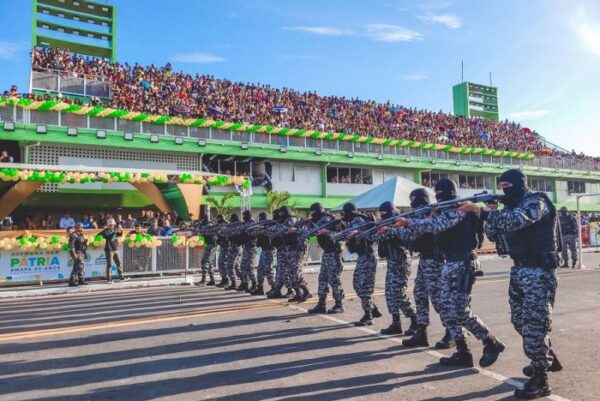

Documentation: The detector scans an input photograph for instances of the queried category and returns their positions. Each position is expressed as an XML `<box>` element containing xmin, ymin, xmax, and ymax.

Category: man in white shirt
<box><xmin>59</xmin><ymin>211</ymin><xmax>76</xmax><ymax>229</ymax></box>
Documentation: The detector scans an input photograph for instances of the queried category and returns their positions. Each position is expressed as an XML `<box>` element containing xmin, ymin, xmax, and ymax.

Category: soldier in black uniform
<box><xmin>68</xmin><ymin>223</ymin><xmax>88</xmax><ymax>287</ymax></box>
<box><xmin>224</xmin><ymin>213</ymin><xmax>243</xmax><ymax>290</ymax></box>
<box><xmin>253</xmin><ymin>211</ymin><xmax>276</xmax><ymax>295</ymax></box>
<box><xmin>484</xmin><ymin>169</ymin><xmax>562</xmax><ymax>399</ymax></box>
<box><xmin>238</xmin><ymin>210</ymin><xmax>258</xmax><ymax>293</ymax></box>
<box><xmin>215</xmin><ymin>215</ymin><xmax>230</xmax><ymax>288</ymax></box>
<box><xmin>266</xmin><ymin>207</ymin><xmax>294</xmax><ymax>299</ymax></box>
<box><xmin>558</xmin><ymin>207</ymin><xmax>579</xmax><ymax>268</ymax></box>
<box><xmin>198</xmin><ymin>212</ymin><xmax>216</xmax><ymax>286</ymax></box>
<box><xmin>307</xmin><ymin>202</ymin><xmax>345</xmax><ymax>314</ymax></box>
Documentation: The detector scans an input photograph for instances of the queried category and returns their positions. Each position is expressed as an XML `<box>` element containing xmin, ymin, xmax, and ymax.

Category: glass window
<box><xmin>294</xmin><ymin>165</ymin><xmax>308</xmax><ymax>182</ymax></box>
<box><xmin>118</xmin><ymin>119</ymin><xmax>140</xmax><ymax>133</ymax></box>
<box><xmin>288</xmin><ymin>136</ymin><xmax>305</xmax><ymax>147</ymax></box>
<box><xmin>271</xmin><ymin>135</ymin><xmax>288</xmax><ymax>146</ymax></box>
<box><xmin>362</xmin><ymin>169</ymin><xmax>373</xmax><ymax>184</ymax></box>
<box><xmin>0</xmin><ymin>105</ymin><xmax>14</xmax><ymax>122</ymax></box>
<box><xmin>339</xmin><ymin>141</ymin><xmax>353</xmax><ymax>152</ymax></box>
<box><xmin>90</xmin><ymin>116</ymin><xmax>115</xmax><ymax>131</ymax></box>
<box><xmin>236</xmin><ymin>161</ymin><xmax>250</xmax><ymax>176</ymax></box>
<box><xmin>190</xmin><ymin>127</ymin><xmax>210</xmax><ymax>139</ymax></box>
<box><xmin>253</xmin><ymin>132</ymin><xmax>270</xmax><ymax>144</ymax></box>
<box><xmin>212</xmin><ymin>129</ymin><xmax>231</xmax><ymax>141</ymax></box>
<box><xmin>61</xmin><ymin>113</ymin><xmax>87</xmax><ymax>128</ymax></box>
<box><xmin>204</xmin><ymin>157</ymin><xmax>218</xmax><ymax>173</ymax></box>
<box><xmin>219</xmin><ymin>160</ymin><xmax>234</xmax><ymax>175</ymax></box>
<box><xmin>351</xmin><ymin>168</ymin><xmax>362</xmax><ymax>184</ymax></box>
<box><xmin>166</xmin><ymin>124</ymin><xmax>188</xmax><ymax>137</ymax></box>
<box><xmin>327</xmin><ymin>166</ymin><xmax>338</xmax><ymax>183</ymax></box>
<box><xmin>421</xmin><ymin>172</ymin><xmax>431</xmax><ymax>188</ymax></box>
<box><xmin>383</xmin><ymin>145</ymin><xmax>394</xmax><ymax>155</ymax></box>
<box><xmin>279</xmin><ymin>162</ymin><xmax>294</xmax><ymax>181</ymax></box>
<box><xmin>322</xmin><ymin>139</ymin><xmax>338</xmax><ymax>150</ymax></box>
<box><xmin>338</xmin><ymin>167</ymin><xmax>350</xmax><ymax>183</ymax></box>
<box><xmin>232</xmin><ymin>131</ymin><xmax>249</xmax><ymax>142</ymax></box>
<box><xmin>306</xmin><ymin>138</ymin><xmax>322</xmax><ymax>149</ymax></box>
<box><xmin>459</xmin><ymin>174</ymin><xmax>467</xmax><ymax>189</ymax></box>
<box><xmin>142</xmin><ymin>122</ymin><xmax>164</xmax><ymax>135</ymax></box>
<box><xmin>307</xmin><ymin>166</ymin><xmax>320</xmax><ymax>183</ymax></box>
<box><xmin>354</xmin><ymin>142</ymin><xmax>367</xmax><ymax>154</ymax></box>
<box><xmin>30</xmin><ymin>110</ymin><xmax>59</xmax><ymax>126</ymax></box>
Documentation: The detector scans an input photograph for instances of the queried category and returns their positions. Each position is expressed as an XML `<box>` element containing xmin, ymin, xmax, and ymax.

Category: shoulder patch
<box><xmin>443</xmin><ymin>209</ymin><xmax>459</xmax><ymax>219</ymax></box>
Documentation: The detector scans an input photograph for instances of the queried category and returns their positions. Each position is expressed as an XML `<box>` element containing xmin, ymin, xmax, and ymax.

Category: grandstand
<box><xmin>1</xmin><ymin>0</ymin><xmax>599</xmax><ymax>221</ymax></box>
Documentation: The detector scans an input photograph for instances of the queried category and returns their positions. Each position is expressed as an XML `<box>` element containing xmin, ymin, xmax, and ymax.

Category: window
<box><xmin>528</xmin><ymin>178</ymin><xmax>553</xmax><ymax>192</ymax></box>
<box><xmin>567</xmin><ymin>180</ymin><xmax>585</xmax><ymax>194</ymax></box>
<box><xmin>327</xmin><ymin>166</ymin><xmax>338</xmax><ymax>183</ymax></box>
<box><xmin>421</xmin><ymin>172</ymin><xmax>450</xmax><ymax>188</ymax></box>
<box><xmin>327</xmin><ymin>166</ymin><xmax>374</xmax><ymax>185</ymax></box>
<box><xmin>219</xmin><ymin>160</ymin><xmax>234</xmax><ymax>175</ymax></box>
<box><xmin>459</xmin><ymin>174</ymin><xmax>490</xmax><ymax>189</ymax></box>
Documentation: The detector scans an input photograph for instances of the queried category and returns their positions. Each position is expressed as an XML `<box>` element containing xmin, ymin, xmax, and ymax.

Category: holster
<box><xmin>459</xmin><ymin>253</ymin><xmax>479</xmax><ymax>293</ymax></box>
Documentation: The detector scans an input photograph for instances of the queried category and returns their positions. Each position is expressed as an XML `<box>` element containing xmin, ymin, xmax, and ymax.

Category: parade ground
<box><xmin>1</xmin><ymin>253</ymin><xmax>599</xmax><ymax>401</ymax></box>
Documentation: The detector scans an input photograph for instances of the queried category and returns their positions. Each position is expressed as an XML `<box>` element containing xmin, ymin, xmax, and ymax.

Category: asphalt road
<box><xmin>1</xmin><ymin>254</ymin><xmax>599</xmax><ymax>401</ymax></box>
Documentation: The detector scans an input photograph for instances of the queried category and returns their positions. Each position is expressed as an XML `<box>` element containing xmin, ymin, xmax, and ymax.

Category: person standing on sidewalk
<box><xmin>68</xmin><ymin>223</ymin><xmax>88</xmax><ymax>287</ymax></box>
<box><xmin>100</xmin><ymin>219</ymin><xmax>125</xmax><ymax>283</ymax></box>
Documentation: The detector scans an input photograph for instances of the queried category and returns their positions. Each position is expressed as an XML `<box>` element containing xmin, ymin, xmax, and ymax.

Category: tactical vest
<box><xmin>411</xmin><ymin>233</ymin><xmax>444</xmax><ymax>261</ymax></box>
<box><xmin>241</xmin><ymin>220</ymin><xmax>257</xmax><ymax>247</ymax></box>
<box><xmin>316</xmin><ymin>214</ymin><xmax>341</xmax><ymax>252</ymax></box>
<box><xmin>346</xmin><ymin>214</ymin><xmax>374</xmax><ymax>255</ymax></box>
<box><xmin>505</xmin><ymin>192</ymin><xmax>558</xmax><ymax>262</ymax></box>
<box><xmin>256</xmin><ymin>231</ymin><xmax>273</xmax><ymax>250</ymax></box>
<box><xmin>559</xmin><ymin>214</ymin><xmax>577</xmax><ymax>236</ymax></box>
<box><xmin>439</xmin><ymin>211</ymin><xmax>479</xmax><ymax>260</ymax></box>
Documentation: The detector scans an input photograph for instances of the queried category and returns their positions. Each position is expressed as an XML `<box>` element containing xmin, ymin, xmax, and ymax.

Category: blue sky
<box><xmin>1</xmin><ymin>0</ymin><xmax>599</xmax><ymax>155</ymax></box>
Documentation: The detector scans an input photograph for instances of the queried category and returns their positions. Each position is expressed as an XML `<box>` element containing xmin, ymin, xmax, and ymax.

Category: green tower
<box><xmin>453</xmin><ymin>82</ymin><xmax>499</xmax><ymax>121</ymax></box>
<box><xmin>32</xmin><ymin>0</ymin><xmax>117</xmax><ymax>62</ymax></box>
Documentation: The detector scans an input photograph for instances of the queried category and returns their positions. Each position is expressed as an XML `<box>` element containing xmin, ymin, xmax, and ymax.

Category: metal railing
<box><xmin>1</xmin><ymin>102</ymin><xmax>599</xmax><ymax>174</ymax></box>
<box><xmin>31</xmin><ymin>70</ymin><xmax>111</xmax><ymax>99</ymax></box>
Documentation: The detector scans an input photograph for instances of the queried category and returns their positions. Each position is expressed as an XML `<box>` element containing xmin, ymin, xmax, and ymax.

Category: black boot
<box><xmin>225</xmin><ymin>279</ymin><xmax>237</xmax><ymax>290</ymax></box>
<box><xmin>216</xmin><ymin>277</ymin><xmax>229</xmax><ymax>288</ymax></box>
<box><xmin>372</xmin><ymin>305</ymin><xmax>382</xmax><ymax>318</ymax></box>
<box><xmin>402</xmin><ymin>324</ymin><xmax>429</xmax><ymax>347</ymax></box>
<box><xmin>308</xmin><ymin>296</ymin><xmax>327</xmax><ymax>314</ymax></box>
<box><xmin>439</xmin><ymin>339</ymin><xmax>474</xmax><ymax>367</ymax></box>
<box><xmin>68</xmin><ymin>281</ymin><xmax>78</xmax><ymax>287</ymax></box>
<box><xmin>572</xmin><ymin>259</ymin><xmax>578</xmax><ymax>268</ymax></box>
<box><xmin>404</xmin><ymin>316</ymin><xmax>419</xmax><ymax>337</ymax></box>
<box><xmin>79</xmin><ymin>281</ymin><xmax>88</xmax><ymax>285</ymax></box>
<box><xmin>523</xmin><ymin>349</ymin><xmax>563</xmax><ymax>377</ymax></box>
<box><xmin>354</xmin><ymin>310</ymin><xmax>374</xmax><ymax>326</ymax></box>
<box><xmin>435</xmin><ymin>328</ymin><xmax>455</xmax><ymax>349</ymax></box>
<box><xmin>560</xmin><ymin>262</ymin><xmax>569</xmax><ymax>268</ymax></box>
<box><xmin>288</xmin><ymin>289</ymin><xmax>302</xmax><ymax>303</ymax></box>
<box><xmin>284</xmin><ymin>287</ymin><xmax>294</xmax><ymax>298</ymax></box>
<box><xmin>479</xmin><ymin>336</ymin><xmax>505</xmax><ymax>367</ymax></box>
<box><xmin>251</xmin><ymin>285</ymin><xmax>264</xmax><ymax>296</ymax></box>
<box><xmin>327</xmin><ymin>300</ymin><xmax>344</xmax><ymax>314</ymax></box>
<box><xmin>514</xmin><ymin>368</ymin><xmax>551</xmax><ymax>399</ymax></box>
<box><xmin>267</xmin><ymin>286</ymin><xmax>284</xmax><ymax>299</ymax></box>
<box><xmin>381</xmin><ymin>314</ymin><xmax>403</xmax><ymax>335</ymax></box>
<box><xmin>236</xmin><ymin>282</ymin><xmax>248</xmax><ymax>292</ymax></box>
<box><xmin>206</xmin><ymin>274</ymin><xmax>216</xmax><ymax>286</ymax></box>
<box><xmin>246</xmin><ymin>280</ymin><xmax>257</xmax><ymax>294</ymax></box>
<box><xmin>298</xmin><ymin>285</ymin><xmax>313</xmax><ymax>303</ymax></box>
<box><xmin>198</xmin><ymin>274</ymin><xmax>206</xmax><ymax>286</ymax></box>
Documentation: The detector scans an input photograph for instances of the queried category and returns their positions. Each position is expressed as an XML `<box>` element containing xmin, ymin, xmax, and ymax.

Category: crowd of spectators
<box><xmin>0</xmin><ymin>150</ymin><xmax>14</xmax><ymax>163</ymax></box>
<box><xmin>0</xmin><ymin>209</ymin><xmax>189</xmax><ymax>235</ymax></box>
<box><xmin>18</xmin><ymin>47</ymin><xmax>598</xmax><ymax>164</ymax></box>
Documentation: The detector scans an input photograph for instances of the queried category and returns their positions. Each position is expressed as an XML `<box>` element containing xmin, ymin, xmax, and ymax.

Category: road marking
<box><xmin>281</xmin><ymin>298</ymin><xmax>572</xmax><ymax>401</ymax></box>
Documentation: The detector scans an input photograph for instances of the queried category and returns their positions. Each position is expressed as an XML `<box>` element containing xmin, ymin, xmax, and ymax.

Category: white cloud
<box><xmin>505</xmin><ymin>110</ymin><xmax>551</xmax><ymax>121</ymax></box>
<box><xmin>419</xmin><ymin>14</ymin><xmax>462</xmax><ymax>29</ymax></box>
<box><xmin>0</xmin><ymin>41</ymin><xmax>24</xmax><ymax>60</ymax></box>
<box><xmin>573</xmin><ymin>10</ymin><xmax>600</xmax><ymax>55</ymax></box>
<box><xmin>363</xmin><ymin>24</ymin><xmax>423</xmax><ymax>42</ymax></box>
<box><xmin>283</xmin><ymin>26</ymin><xmax>354</xmax><ymax>36</ymax></box>
<box><xmin>172</xmin><ymin>52</ymin><xmax>225</xmax><ymax>63</ymax></box>
<box><xmin>399</xmin><ymin>73</ymin><xmax>428</xmax><ymax>80</ymax></box>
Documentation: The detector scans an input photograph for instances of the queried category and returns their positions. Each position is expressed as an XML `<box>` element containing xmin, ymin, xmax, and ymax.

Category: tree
<box><xmin>205</xmin><ymin>193</ymin><xmax>237</xmax><ymax>217</ymax></box>
<box><xmin>264</xmin><ymin>190</ymin><xmax>299</xmax><ymax>216</ymax></box>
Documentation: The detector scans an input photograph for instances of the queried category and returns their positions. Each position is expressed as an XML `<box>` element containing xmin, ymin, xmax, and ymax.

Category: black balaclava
<box><xmin>410</xmin><ymin>188</ymin><xmax>430</xmax><ymax>209</ymax></box>
<box><xmin>230</xmin><ymin>212</ymin><xmax>240</xmax><ymax>223</ymax></box>
<box><xmin>342</xmin><ymin>203</ymin><xmax>357</xmax><ymax>222</ymax></box>
<box><xmin>258</xmin><ymin>211</ymin><xmax>268</xmax><ymax>221</ymax></box>
<box><xmin>242</xmin><ymin>210</ymin><xmax>253</xmax><ymax>222</ymax></box>
<box><xmin>217</xmin><ymin>214</ymin><xmax>227</xmax><ymax>224</ymax></box>
<box><xmin>559</xmin><ymin>207</ymin><xmax>568</xmax><ymax>216</ymax></box>
<box><xmin>201</xmin><ymin>212</ymin><xmax>209</xmax><ymax>224</ymax></box>
<box><xmin>434</xmin><ymin>178</ymin><xmax>458</xmax><ymax>202</ymax></box>
<box><xmin>378</xmin><ymin>201</ymin><xmax>398</xmax><ymax>220</ymax></box>
<box><xmin>279</xmin><ymin>206</ymin><xmax>292</xmax><ymax>221</ymax></box>
<box><xmin>499</xmin><ymin>169</ymin><xmax>528</xmax><ymax>207</ymax></box>
<box><xmin>309</xmin><ymin>202</ymin><xmax>324</xmax><ymax>222</ymax></box>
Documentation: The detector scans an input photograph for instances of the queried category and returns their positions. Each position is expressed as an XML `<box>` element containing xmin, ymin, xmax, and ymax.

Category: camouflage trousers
<box><xmin>509</xmin><ymin>266</ymin><xmax>558</xmax><ymax>369</ymax></box>
<box><xmin>257</xmin><ymin>248</ymin><xmax>275</xmax><ymax>288</ymax></box>
<box><xmin>440</xmin><ymin>260</ymin><xmax>491</xmax><ymax>342</ymax></box>
<box><xmin>200</xmin><ymin>245</ymin><xmax>216</xmax><ymax>275</ymax></box>
<box><xmin>385</xmin><ymin>258</ymin><xmax>416</xmax><ymax>317</ymax></box>
<box><xmin>69</xmin><ymin>254</ymin><xmax>85</xmax><ymax>284</ymax></box>
<box><xmin>282</xmin><ymin>246</ymin><xmax>307</xmax><ymax>290</ymax></box>
<box><xmin>217</xmin><ymin>245</ymin><xmax>228</xmax><ymax>279</ymax></box>
<box><xmin>414</xmin><ymin>258</ymin><xmax>445</xmax><ymax>326</ymax></box>
<box><xmin>317</xmin><ymin>250</ymin><xmax>345</xmax><ymax>302</ymax></box>
<box><xmin>561</xmin><ymin>234</ymin><xmax>578</xmax><ymax>264</ymax></box>
<box><xmin>225</xmin><ymin>245</ymin><xmax>242</xmax><ymax>281</ymax></box>
<box><xmin>353</xmin><ymin>252</ymin><xmax>377</xmax><ymax>313</ymax></box>
<box><xmin>239</xmin><ymin>246</ymin><xmax>257</xmax><ymax>285</ymax></box>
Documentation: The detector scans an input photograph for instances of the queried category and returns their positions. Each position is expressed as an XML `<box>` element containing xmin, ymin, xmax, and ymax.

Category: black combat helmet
<box><xmin>230</xmin><ymin>212</ymin><xmax>240</xmax><ymax>223</ymax></box>
<box><xmin>309</xmin><ymin>202</ymin><xmax>324</xmax><ymax>221</ymax></box>
<box><xmin>378</xmin><ymin>201</ymin><xmax>397</xmax><ymax>219</ymax></box>
<box><xmin>559</xmin><ymin>206</ymin><xmax>568</xmax><ymax>215</ymax></box>
<box><xmin>434</xmin><ymin>178</ymin><xmax>458</xmax><ymax>202</ymax></box>
<box><xmin>342</xmin><ymin>202</ymin><xmax>357</xmax><ymax>222</ymax></box>
<box><xmin>258</xmin><ymin>211</ymin><xmax>268</xmax><ymax>221</ymax></box>
<box><xmin>216</xmin><ymin>214</ymin><xmax>227</xmax><ymax>224</ymax></box>
<box><xmin>410</xmin><ymin>188</ymin><xmax>430</xmax><ymax>209</ymax></box>
<box><xmin>279</xmin><ymin>206</ymin><xmax>292</xmax><ymax>221</ymax></box>
<box><xmin>242</xmin><ymin>210</ymin><xmax>253</xmax><ymax>222</ymax></box>
<box><xmin>499</xmin><ymin>169</ymin><xmax>528</xmax><ymax>207</ymax></box>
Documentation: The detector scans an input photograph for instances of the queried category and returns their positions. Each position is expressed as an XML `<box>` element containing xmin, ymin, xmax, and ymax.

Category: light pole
<box><xmin>576</xmin><ymin>193</ymin><xmax>600</xmax><ymax>269</ymax></box>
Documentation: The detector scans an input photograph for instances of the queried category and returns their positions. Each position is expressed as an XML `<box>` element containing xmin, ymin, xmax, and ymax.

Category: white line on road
<box><xmin>279</xmin><ymin>301</ymin><xmax>572</xmax><ymax>401</ymax></box>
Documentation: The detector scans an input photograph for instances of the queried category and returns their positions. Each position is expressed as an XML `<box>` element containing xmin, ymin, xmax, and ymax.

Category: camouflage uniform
<box><xmin>373</xmin><ymin>229</ymin><xmax>415</xmax><ymax>318</ymax></box>
<box><xmin>257</xmin><ymin>248</ymin><xmax>275</xmax><ymax>287</ymax></box>
<box><xmin>311</xmin><ymin>214</ymin><xmax>345</xmax><ymax>302</ymax></box>
<box><xmin>414</xmin><ymin>258</ymin><xmax>445</xmax><ymax>326</ymax></box>
<box><xmin>225</xmin><ymin>242</ymin><xmax>242</xmax><ymax>282</ymax></box>
<box><xmin>408</xmin><ymin>210</ymin><xmax>492</xmax><ymax>342</ymax></box>
<box><xmin>239</xmin><ymin>243</ymin><xmax>258</xmax><ymax>287</ymax></box>
<box><xmin>559</xmin><ymin>213</ymin><xmax>579</xmax><ymax>266</ymax></box>
<box><xmin>216</xmin><ymin>239</ymin><xmax>229</xmax><ymax>280</ymax></box>
<box><xmin>348</xmin><ymin>215</ymin><xmax>377</xmax><ymax>313</ymax></box>
<box><xmin>485</xmin><ymin>193</ymin><xmax>559</xmax><ymax>369</ymax></box>
<box><xmin>68</xmin><ymin>231</ymin><xmax>87</xmax><ymax>284</ymax></box>
<box><xmin>200</xmin><ymin>245</ymin><xmax>216</xmax><ymax>276</ymax></box>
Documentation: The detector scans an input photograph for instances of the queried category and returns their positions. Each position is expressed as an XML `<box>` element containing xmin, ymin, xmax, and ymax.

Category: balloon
<box><xmin>51</xmin><ymin>236</ymin><xmax>59</xmax><ymax>244</ymax></box>
<box><xmin>135</xmin><ymin>233</ymin><xmax>143</xmax><ymax>242</ymax></box>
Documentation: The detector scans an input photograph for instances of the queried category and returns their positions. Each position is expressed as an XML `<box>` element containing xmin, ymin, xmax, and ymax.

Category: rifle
<box><xmin>219</xmin><ymin>221</ymin><xmax>248</xmax><ymax>238</ymax></box>
<box><xmin>357</xmin><ymin>191</ymin><xmax>505</xmax><ymax>240</ymax></box>
<box><xmin>330</xmin><ymin>219</ymin><xmax>376</xmax><ymax>242</ymax></box>
<box><xmin>245</xmin><ymin>220</ymin><xmax>278</xmax><ymax>234</ymax></box>
<box><xmin>267</xmin><ymin>218</ymin><xmax>310</xmax><ymax>240</ymax></box>
<box><xmin>298</xmin><ymin>218</ymin><xmax>343</xmax><ymax>242</ymax></box>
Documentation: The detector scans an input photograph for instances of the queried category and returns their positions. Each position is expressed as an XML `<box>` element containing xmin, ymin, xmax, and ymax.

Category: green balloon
<box><xmin>95</xmin><ymin>234</ymin><xmax>103</xmax><ymax>242</ymax></box>
<box><xmin>29</xmin><ymin>236</ymin><xmax>37</xmax><ymax>243</ymax></box>
<box><xmin>18</xmin><ymin>237</ymin><xmax>26</xmax><ymax>245</ymax></box>
<box><xmin>171</xmin><ymin>236</ymin><xmax>179</xmax><ymax>244</ymax></box>
<box><xmin>135</xmin><ymin>233</ymin><xmax>143</xmax><ymax>242</ymax></box>
<box><xmin>51</xmin><ymin>236</ymin><xmax>59</xmax><ymax>244</ymax></box>
<box><xmin>62</xmin><ymin>244</ymin><xmax>69</xmax><ymax>251</ymax></box>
